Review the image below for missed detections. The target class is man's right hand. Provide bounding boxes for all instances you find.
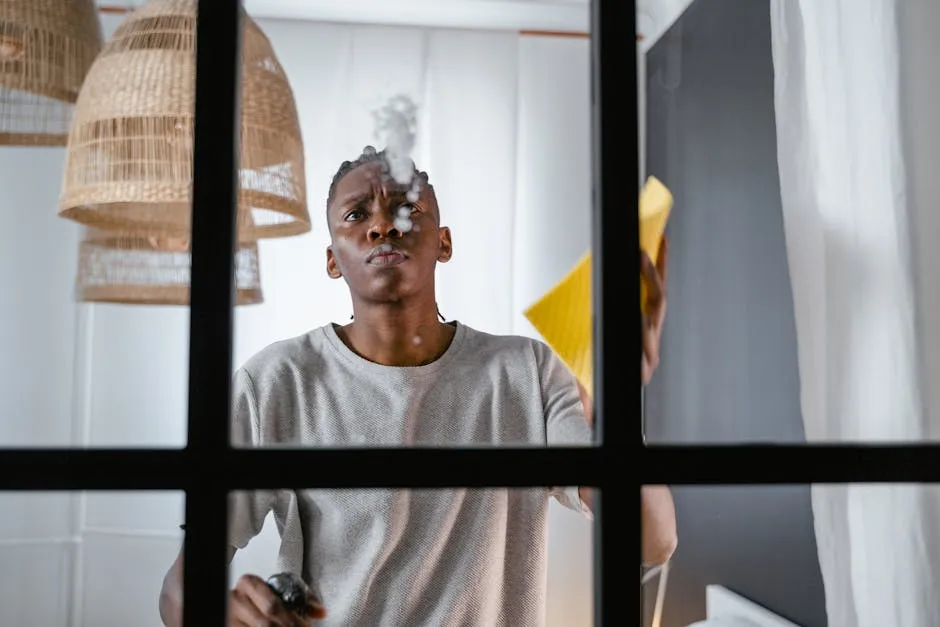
[229,574,326,626]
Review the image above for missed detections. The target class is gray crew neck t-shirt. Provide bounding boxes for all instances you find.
[228,321,593,627]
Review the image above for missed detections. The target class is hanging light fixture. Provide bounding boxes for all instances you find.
[0,0,103,146]
[76,195,265,306]
[58,0,310,240]
[75,225,264,306]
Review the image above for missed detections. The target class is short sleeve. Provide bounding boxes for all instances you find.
[532,341,594,518]
[227,368,276,549]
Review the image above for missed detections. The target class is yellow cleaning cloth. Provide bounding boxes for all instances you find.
[524,251,594,397]
[523,176,673,399]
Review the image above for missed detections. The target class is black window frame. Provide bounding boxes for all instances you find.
[3,0,879,625]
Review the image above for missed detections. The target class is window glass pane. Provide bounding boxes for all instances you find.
[1,488,592,626]
[1,2,602,451]
[640,0,798,447]
[640,483,940,627]
[639,0,940,445]
[0,491,184,626]
[641,483,817,626]
[0,8,196,449]
[216,488,594,626]
[229,6,597,451]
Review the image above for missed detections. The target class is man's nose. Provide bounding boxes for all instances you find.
[367,209,402,240]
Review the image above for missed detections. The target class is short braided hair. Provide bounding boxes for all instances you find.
[327,145,420,207]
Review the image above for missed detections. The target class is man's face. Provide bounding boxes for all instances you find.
[326,161,452,304]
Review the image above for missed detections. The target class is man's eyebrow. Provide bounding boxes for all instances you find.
[333,191,373,208]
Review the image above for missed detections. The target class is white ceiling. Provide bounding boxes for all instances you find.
[97,1,696,52]
[97,0,591,32]
[637,0,695,51]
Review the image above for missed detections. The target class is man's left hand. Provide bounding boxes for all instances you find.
[641,237,668,386]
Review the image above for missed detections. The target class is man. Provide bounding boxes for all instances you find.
[159,147,674,626]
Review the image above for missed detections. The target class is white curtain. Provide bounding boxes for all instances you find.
[769,2,939,625]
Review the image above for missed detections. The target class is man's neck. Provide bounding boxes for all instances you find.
[339,303,455,367]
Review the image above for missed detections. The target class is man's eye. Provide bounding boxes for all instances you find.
[398,203,420,215]
[345,208,365,221]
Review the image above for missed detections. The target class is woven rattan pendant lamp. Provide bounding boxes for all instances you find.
[76,226,264,306]
[57,0,309,240]
[0,0,103,146]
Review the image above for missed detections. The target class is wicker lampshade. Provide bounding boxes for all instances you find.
[58,0,309,240]
[0,0,103,146]
[76,226,264,306]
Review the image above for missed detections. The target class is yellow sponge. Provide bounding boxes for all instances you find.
[523,176,672,399]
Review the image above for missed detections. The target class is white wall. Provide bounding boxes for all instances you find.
[0,169,73,622]
[0,279,77,622]
[0,9,120,624]
[0,12,594,627]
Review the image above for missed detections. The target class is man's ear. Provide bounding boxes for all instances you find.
[326,246,343,279]
[438,226,453,263]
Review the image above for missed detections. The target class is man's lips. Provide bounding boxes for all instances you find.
[366,243,407,266]
[369,251,406,266]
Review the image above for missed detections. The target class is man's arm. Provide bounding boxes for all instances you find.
[640,485,677,566]
[575,485,676,567]
[575,385,596,516]
[159,546,237,627]
[575,382,677,566]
